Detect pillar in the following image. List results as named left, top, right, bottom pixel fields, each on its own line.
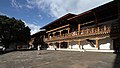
left=58, top=42, right=61, bottom=49
left=96, top=38, right=99, bottom=50
left=78, top=40, right=81, bottom=49
left=48, top=33, right=50, bottom=39
left=43, top=35, right=45, bottom=39
left=104, top=26, right=107, bottom=31
left=68, top=28, right=70, bottom=34
left=67, top=41, right=70, bottom=48
left=92, top=28, right=94, bottom=33
left=86, top=29, right=89, bottom=34
left=59, top=31, right=62, bottom=36
left=67, top=41, right=70, bottom=49
left=78, top=24, right=81, bottom=34
left=53, top=32, right=55, bottom=37
left=48, top=43, right=50, bottom=48
left=98, top=27, right=100, bottom=32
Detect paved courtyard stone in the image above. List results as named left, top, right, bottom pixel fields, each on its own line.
left=0, top=50, right=120, bottom=68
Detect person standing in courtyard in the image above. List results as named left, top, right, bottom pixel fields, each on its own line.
left=54, top=45, right=57, bottom=51
left=37, top=45, right=41, bottom=55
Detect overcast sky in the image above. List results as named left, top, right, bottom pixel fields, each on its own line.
left=0, top=0, right=113, bottom=35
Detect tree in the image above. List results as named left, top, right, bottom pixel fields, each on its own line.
left=0, top=15, right=31, bottom=48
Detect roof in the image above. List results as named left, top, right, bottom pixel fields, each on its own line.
left=31, top=31, right=46, bottom=38
left=68, top=0, right=116, bottom=22
left=40, top=0, right=117, bottom=30
left=40, top=13, right=76, bottom=29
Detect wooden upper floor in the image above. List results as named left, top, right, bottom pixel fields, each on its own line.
left=40, top=0, right=120, bottom=42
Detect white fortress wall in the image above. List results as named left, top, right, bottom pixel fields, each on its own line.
left=80, top=40, right=96, bottom=50
left=70, top=41, right=79, bottom=49
left=99, top=38, right=113, bottom=50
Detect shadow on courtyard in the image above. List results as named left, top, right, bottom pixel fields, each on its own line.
left=0, top=49, right=36, bottom=55
left=113, top=53, right=120, bottom=68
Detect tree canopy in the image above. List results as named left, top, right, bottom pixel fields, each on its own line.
left=0, top=15, right=31, bottom=48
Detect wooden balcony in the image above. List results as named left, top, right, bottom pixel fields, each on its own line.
left=44, top=26, right=111, bottom=42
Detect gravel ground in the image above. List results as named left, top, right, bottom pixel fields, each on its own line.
left=0, top=50, right=119, bottom=68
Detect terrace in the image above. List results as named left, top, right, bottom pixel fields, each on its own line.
left=44, top=25, right=110, bottom=42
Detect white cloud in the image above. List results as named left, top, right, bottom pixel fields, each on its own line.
left=38, top=14, right=43, bottom=19
left=26, top=0, right=113, bottom=18
left=11, top=0, right=34, bottom=9
left=25, top=23, right=41, bottom=35
left=26, top=5, right=34, bottom=9
left=0, top=12, right=10, bottom=17
left=0, top=12, right=7, bottom=15
left=38, top=14, right=42, bottom=18
left=11, top=0, right=22, bottom=8
left=23, top=20, right=41, bottom=35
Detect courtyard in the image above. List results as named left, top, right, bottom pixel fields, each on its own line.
left=0, top=50, right=120, bottom=68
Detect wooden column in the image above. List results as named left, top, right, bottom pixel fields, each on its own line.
left=43, top=35, right=45, bottom=39
left=78, top=24, right=81, bottom=34
left=67, top=41, right=70, bottom=49
left=78, top=40, right=81, bottom=49
left=53, top=32, right=55, bottom=37
left=92, top=28, right=94, bottom=33
left=96, top=38, right=99, bottom=49
left=104, top=26, right=107, bottom=31
left=58, top=42, right=61, bottom=49
left=48, top=43, right=50, bottom=48
left=48, top=33, right=50, bottom=39
left=68, top=28, right=70, bottom=34
left=98, top=27, right=100, bottom=32
left=59, top=31, right=62, bottom=36
left=86, top=29, right=89, bottom=34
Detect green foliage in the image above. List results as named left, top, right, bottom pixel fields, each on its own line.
left=0, top=15, right=31, bottom=47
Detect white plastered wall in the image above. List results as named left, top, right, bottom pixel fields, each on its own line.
left=80, top=40, right=96, bottom=50
left=69, top=41, right=79, bottom=49
left=99, top=38, right=113, bottom=50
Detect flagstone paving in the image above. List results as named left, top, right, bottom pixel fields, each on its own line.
left=0, top=50, right=119, bottom=68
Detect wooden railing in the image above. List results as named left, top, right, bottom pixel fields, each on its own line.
left=44, top=26, right=110, bottom=42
